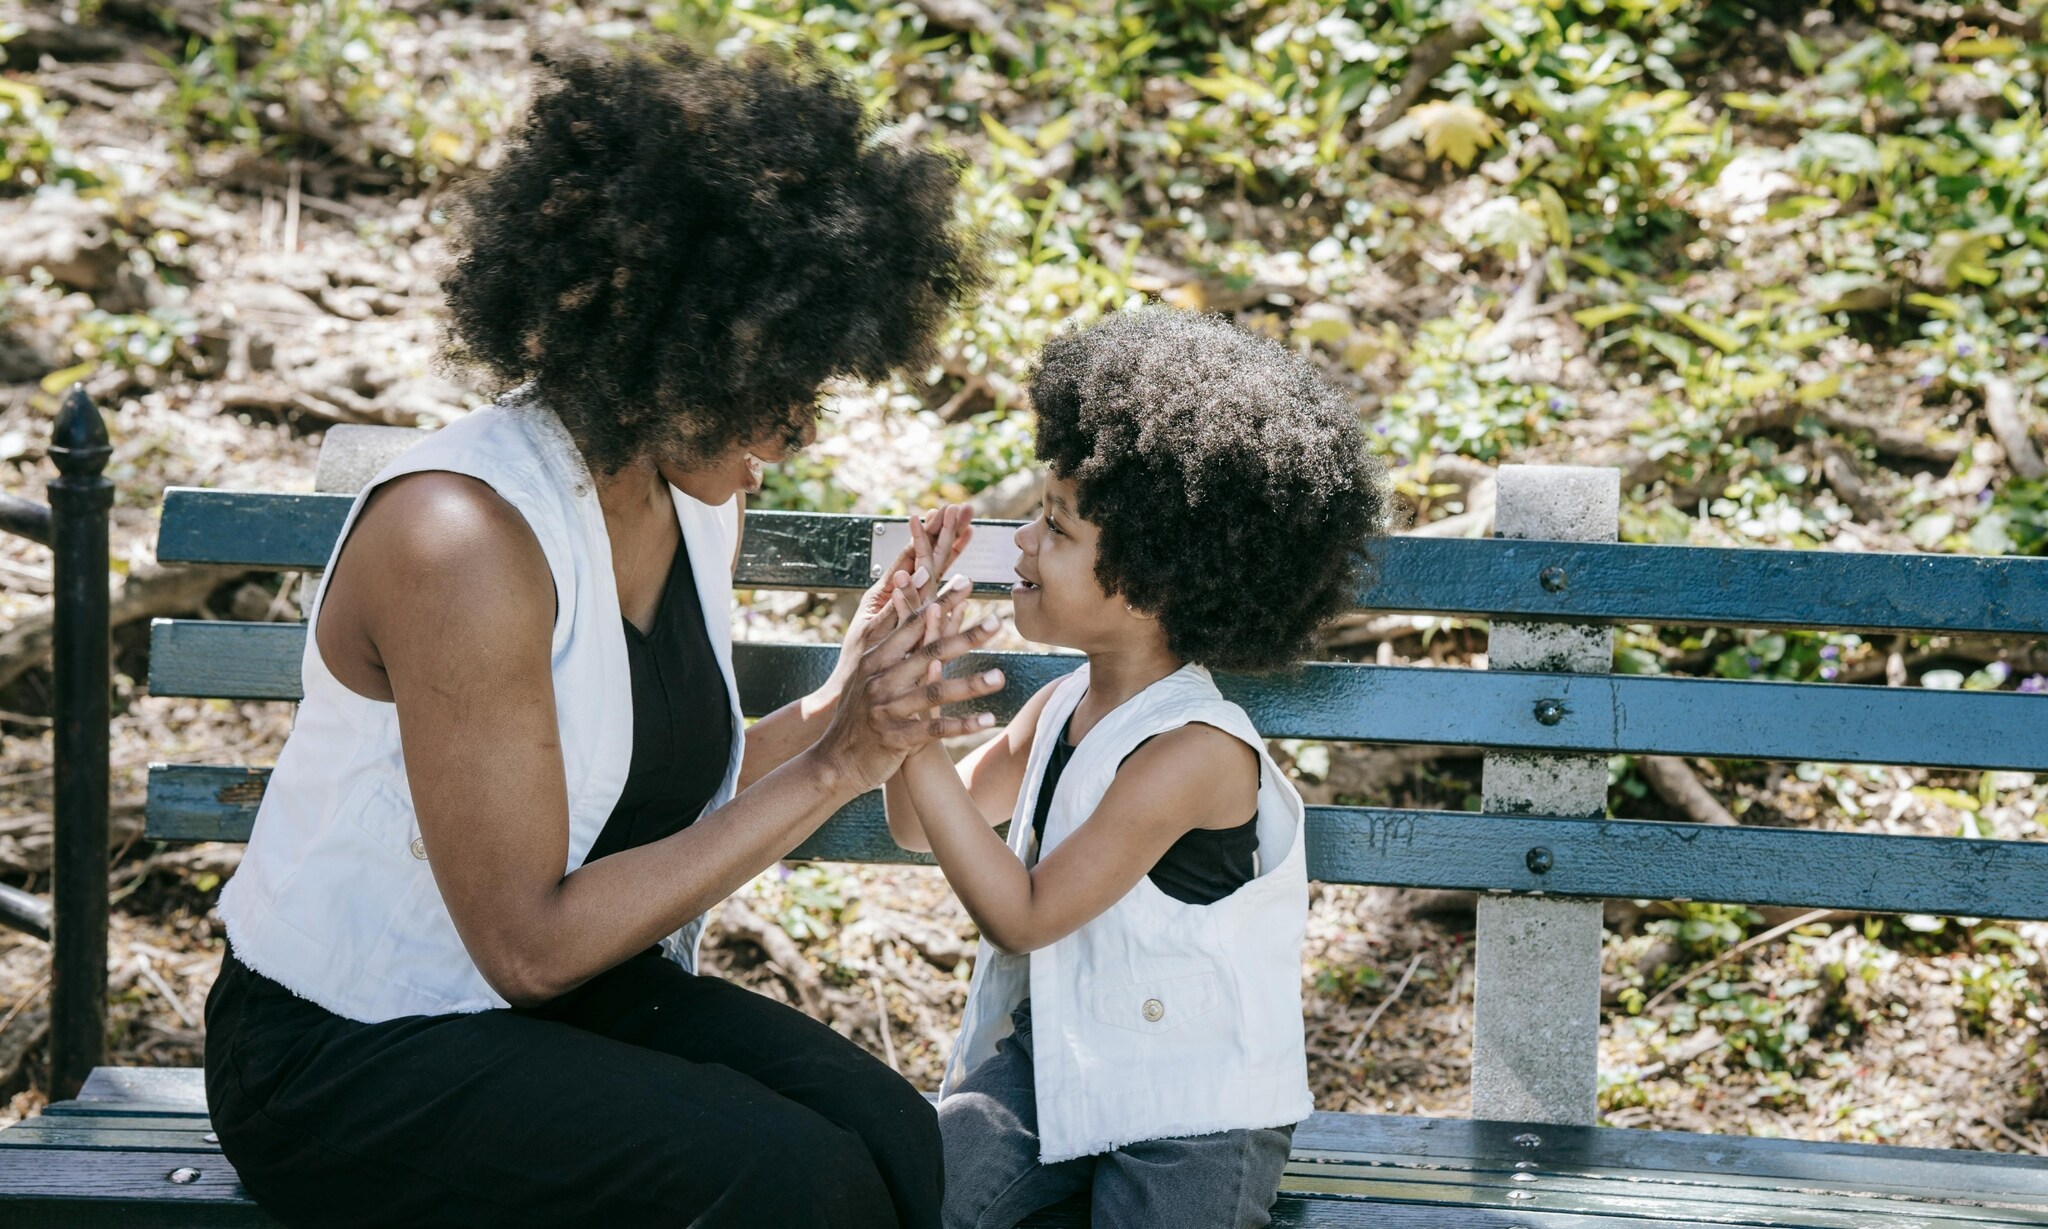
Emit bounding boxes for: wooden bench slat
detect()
[43,1069,2048,1202]
[36,1068,2048,1204]
[149,623,2048,771]
[157,492,2048,636]
[0,1124,222,1152]
[12,1078,2038,1227]
[143,767,2048,919]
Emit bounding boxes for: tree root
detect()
[1357,9,1492,141]
[908,0,1029,62]
[1985,377,2045,481]
[0,564,245,693]
[709,897,825,1015]
[1637,756,1738,827]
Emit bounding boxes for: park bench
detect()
[5,420,2048,1226]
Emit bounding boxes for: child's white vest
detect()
[217,394,744,1022]
[941,664,1313,1163]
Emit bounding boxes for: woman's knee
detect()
[713,1120,895,1229]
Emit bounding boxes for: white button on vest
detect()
[1142,998,1164,1023]
[409,837,427,860]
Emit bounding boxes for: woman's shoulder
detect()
[343,473,554,619]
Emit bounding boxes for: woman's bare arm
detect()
[333,474,1004,1007]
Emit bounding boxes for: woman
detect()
[203,41,1000,1229]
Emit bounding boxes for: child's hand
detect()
[917,574,972,727]
[838,504,975,684]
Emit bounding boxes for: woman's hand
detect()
[816,575,1005,794]
[827,505,975,699]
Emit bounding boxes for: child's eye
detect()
[1043,512,1063,537]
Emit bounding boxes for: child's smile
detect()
[1009,475,1160,655]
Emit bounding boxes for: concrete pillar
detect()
[306,424,427,609]
[1470,464,1618,1126]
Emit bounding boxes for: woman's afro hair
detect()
[442,39,983,473]
[1030,309,1391,673]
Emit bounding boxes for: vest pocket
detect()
[1089,968,1221,1034]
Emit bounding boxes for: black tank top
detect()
[583,532,734,863]
[1028,715,1258,905]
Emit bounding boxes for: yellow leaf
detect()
[425,130,464,163]
[41,362,94,395]
[1034,113,1074,151]
[1534,183,1571,247]
[1162,283,1206,312]
[1946,37,2021,59]
[979,112,1036,159]
[1793,373,1842,404]
[1572,303,1644,328]
[1668,313,1745,353]
[1906,293,1964,318]
[1407,101,1501,169]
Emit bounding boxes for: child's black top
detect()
[1028,715,1259,905]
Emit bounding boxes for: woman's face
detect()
[657,417,818,506]
[1011,475,1153,652]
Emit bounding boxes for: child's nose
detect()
[1013,522,1034,552]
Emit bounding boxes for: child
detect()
[884,309,1390,1229]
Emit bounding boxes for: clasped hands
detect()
[816,506,1004,792]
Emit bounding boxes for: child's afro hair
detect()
[1030,309,1390,673]
[442,39,983,474]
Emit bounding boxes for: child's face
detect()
[1011,475,1159,653]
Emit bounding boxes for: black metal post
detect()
[48,384,111,1101]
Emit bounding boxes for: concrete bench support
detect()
[1471,464,1618,1125]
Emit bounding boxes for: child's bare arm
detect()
[903,723,1255,954]
[884,677,1054,851]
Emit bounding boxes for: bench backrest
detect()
[147,430,2048,1126]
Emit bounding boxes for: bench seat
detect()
[4,1067,2045,1228]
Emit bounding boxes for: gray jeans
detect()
[938,1001,1293,1229]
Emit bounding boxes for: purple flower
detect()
[1916,374,1936,388]
[1979,488,1995,505]
[1820,665,1838,680]
[1820,645,1839,659]
[1375,424,1389,435]
[2019,674,2048,694]
[1549,395,1565,411]
[1745,654,1763,670]
[1957,341,1974,356]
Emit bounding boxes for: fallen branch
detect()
[1985,377,2045,480]
[1814,438,1886,523]
[1637,1025,1723,1080]
[1342,951,1424,1063]
[711,897,824,1015]
[1880,0,2039,35]
[1404,475,1497,538]
[1641,909,1839,1014]
[908,0,1030,62]
[1637,756,1738,827]
[0,563,245,692]
[4,12,134,60]
[217,380,421,427]
[1356,9,1492,141]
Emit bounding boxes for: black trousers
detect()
[204,947,942,1228]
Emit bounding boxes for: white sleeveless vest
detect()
[217,395,744,1022]
[940,664,1313,1163]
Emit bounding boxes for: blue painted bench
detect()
[4,442,2047,1227]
